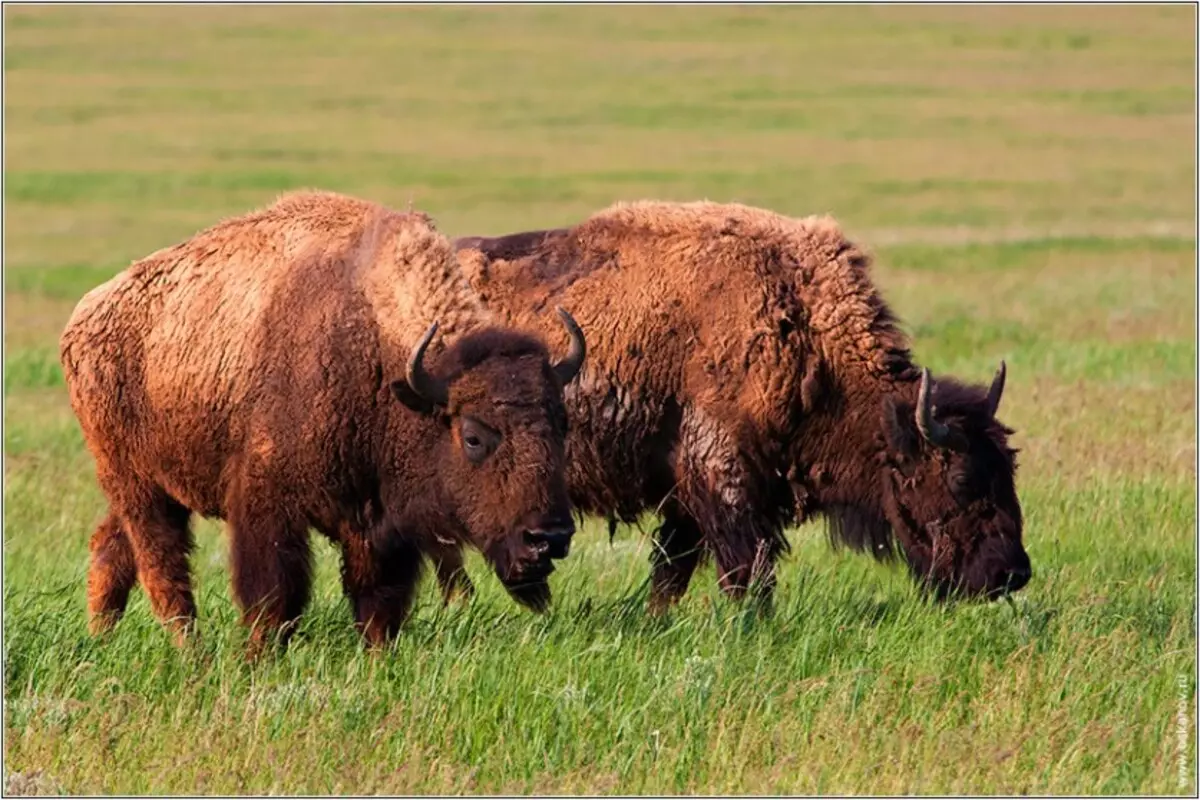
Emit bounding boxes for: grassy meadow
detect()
[3,5,1196,794]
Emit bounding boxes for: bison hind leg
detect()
[87,511,138,634]
[116,485,198,644]
[648,511,705,614]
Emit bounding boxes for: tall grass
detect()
[4,5,1195,794]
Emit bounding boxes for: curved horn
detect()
[406,321,449,406]
[986,360,1006,417]
[915,367,955,448]
[551,307,586,385]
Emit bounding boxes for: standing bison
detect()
[60,191,586,650]
[454,201,1030,608]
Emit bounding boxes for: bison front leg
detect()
[676,408,787,611]
[227,499,313,655]
[429,542,474,606]
[711,522,783,610]
[340,532,423,647]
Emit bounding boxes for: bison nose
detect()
[527,527,575,560]
[1004,563,1032,593]
[999,549,1032,594]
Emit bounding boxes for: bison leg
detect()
[227,501,312,653]
[117,486,197,643]
[648,512,705,613]
[676,408,787,610]
[430,544,474,606]
[711,524,783,610]
[340,532,423,647]
[86,511,138,634]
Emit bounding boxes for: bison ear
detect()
[391,379,438,416]
[882,396,920,458]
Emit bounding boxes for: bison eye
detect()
[460,417,500,464]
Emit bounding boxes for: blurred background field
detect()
[3,5,1196,795]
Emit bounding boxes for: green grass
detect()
[3,5,1195,795]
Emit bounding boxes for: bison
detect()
[452,200,1030,609]
[60,191,587,651]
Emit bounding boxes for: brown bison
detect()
[453,200,1030,609]
[60,191,586,650]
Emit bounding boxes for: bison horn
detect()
[986,360,1006,417]
[552,307,586,385]
[406,321,450,406]
[915,367,956,448]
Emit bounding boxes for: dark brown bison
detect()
[60,191,586,651]
[453,200,1030,609]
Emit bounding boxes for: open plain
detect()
[3,5,1196,794]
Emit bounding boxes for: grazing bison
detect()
[60,191,586,650]
[453,201,1030,608]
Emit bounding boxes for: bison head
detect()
[879,362,1030,600]
[391,307,586,611]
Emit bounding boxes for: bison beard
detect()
[453,200,1030,607]
[60,191,588,653]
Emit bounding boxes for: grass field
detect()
[3,5,1196,795]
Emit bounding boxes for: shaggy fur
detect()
[61,191,581,651]
[455,200,1030,607]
